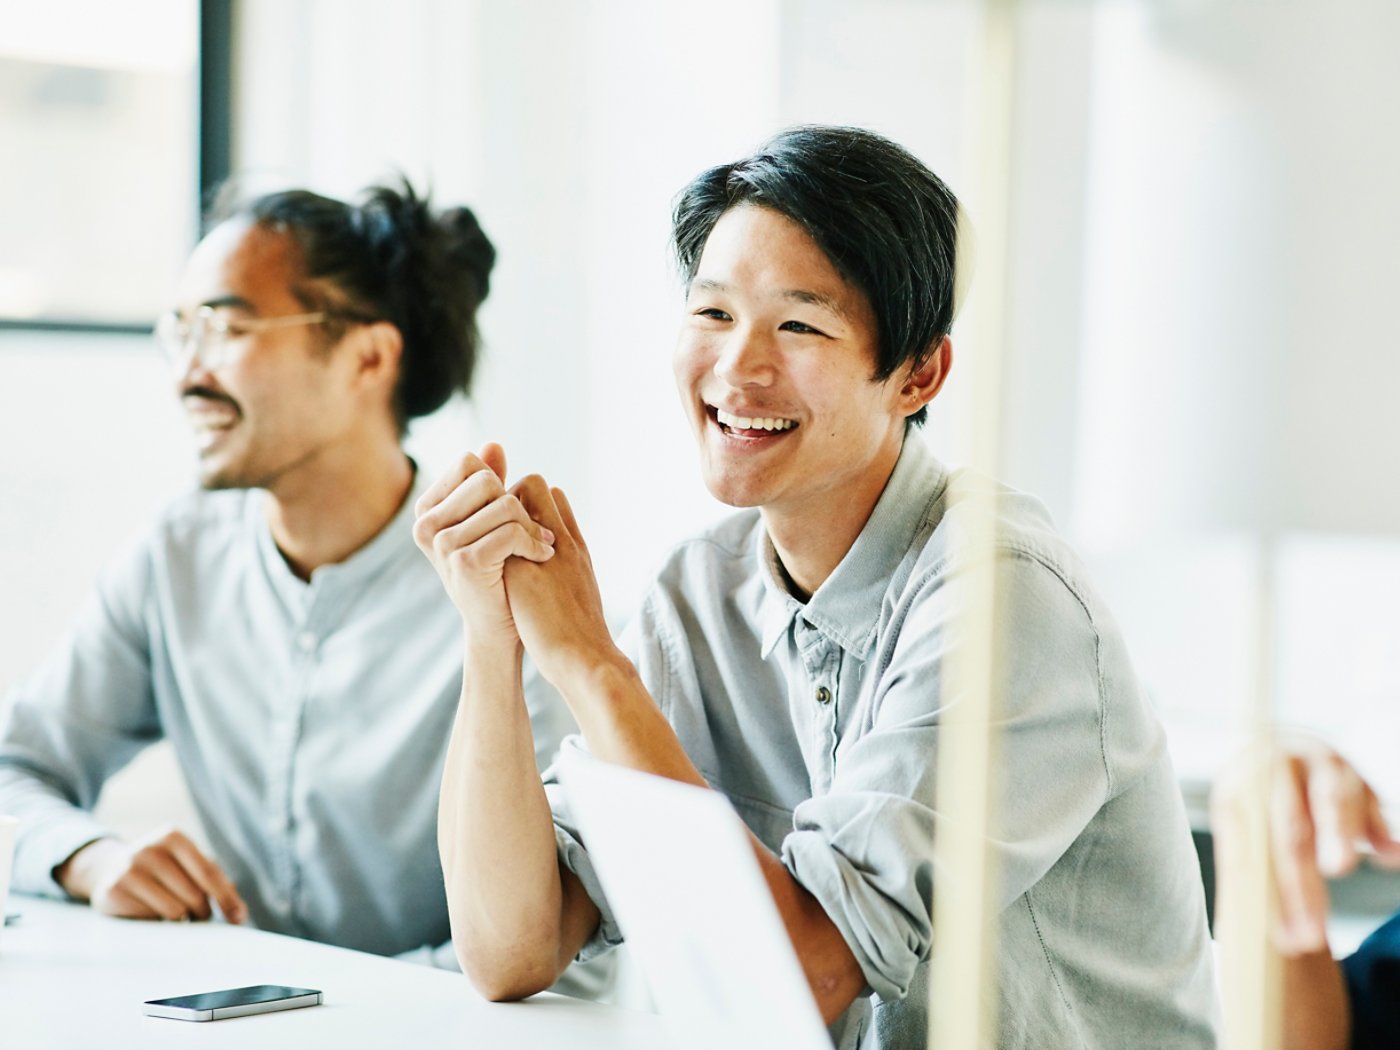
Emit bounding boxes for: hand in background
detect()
[1213,733,1400,956]
[413,443,556,649]
[56,829,246,923]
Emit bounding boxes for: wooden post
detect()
[1218,542,1283,1050]
[928,2,1018,1048]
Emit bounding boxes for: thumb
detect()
[480,442,507,483]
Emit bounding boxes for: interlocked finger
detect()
[415,451,497,518]
[552,486,592,563]
[416,468,511,550]
[433,492,554,569]
[511,476,567,542]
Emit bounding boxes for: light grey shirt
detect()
[0,479,573,961]
[548,436,1219,1048]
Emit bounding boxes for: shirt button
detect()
[296,631,318,653]
[815,686,832,705]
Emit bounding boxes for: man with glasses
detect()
[0,181,582,977]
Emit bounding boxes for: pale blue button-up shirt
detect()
[548,436,1219,1048]
[0,479,573,960]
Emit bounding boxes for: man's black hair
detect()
[210,178,495,431]
[672,125,960,426]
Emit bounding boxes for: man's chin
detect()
[195,454,249,492]
[701,470,764,510]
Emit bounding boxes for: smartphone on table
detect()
[143,984,322,1021]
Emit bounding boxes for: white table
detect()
[0,895,668,1048]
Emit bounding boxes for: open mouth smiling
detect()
[182,392,243,449]
[710,406,798,436]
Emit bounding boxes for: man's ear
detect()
[899,335,953,415]
[353,321,404,390]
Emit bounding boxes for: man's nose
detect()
[172,343,216,395]
[713,326,776,387]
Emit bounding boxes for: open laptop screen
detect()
[560,753,832,1050]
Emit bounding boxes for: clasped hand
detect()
[414,444,617,684]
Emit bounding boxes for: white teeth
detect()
[716,409,795,432]
[188,410,234,424]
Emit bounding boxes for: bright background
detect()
[3,1,1400,926]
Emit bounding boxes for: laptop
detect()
[559,753,833,1050]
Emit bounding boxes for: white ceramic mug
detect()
[0,815,17,948]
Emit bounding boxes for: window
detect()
[0,0,223,329]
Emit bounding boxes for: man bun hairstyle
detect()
[671,125,960,426]
[211,177,496,430]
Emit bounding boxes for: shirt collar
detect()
[758,535,806,657]
[758,435,947,659]
[253,464,422,602]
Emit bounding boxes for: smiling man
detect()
[415,126,1219,1047]
[0,181,576,969]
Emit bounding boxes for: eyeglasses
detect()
[154,306,338,372]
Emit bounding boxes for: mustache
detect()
[181,387,241,412]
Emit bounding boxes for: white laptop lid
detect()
[559,753,832,1050]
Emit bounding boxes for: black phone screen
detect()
[147,985,316,1010]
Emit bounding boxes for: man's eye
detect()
[216,314,257,336]
[694,308,731,322]
[780,320,826,336]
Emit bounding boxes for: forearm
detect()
[438,638,580,999]
[1282,950,1350,1050]
[554,652,707,787]
[751,839,867,1023]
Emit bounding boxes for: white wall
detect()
[0,332,187,688]
[0,330,199,835]
[3,0,1099,834]
[1070,1,1400,798]
[225,0,1099,611]
[9,0,1400,835]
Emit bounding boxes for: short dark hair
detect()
[671,125,959,426]
[209,178,495,430]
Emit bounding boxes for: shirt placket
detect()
[264,582,326,935]
[794,618,842,796]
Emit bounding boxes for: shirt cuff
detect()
[781,827,928,1002]
[395,941,463,970]
[552,818,624,962]
[12,811,113,899]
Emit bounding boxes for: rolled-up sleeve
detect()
[783,794,936,1000]
[542,736,625,962]
[536,615,636,963]
[0,538,161,895]
[780,549,1117,1002]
